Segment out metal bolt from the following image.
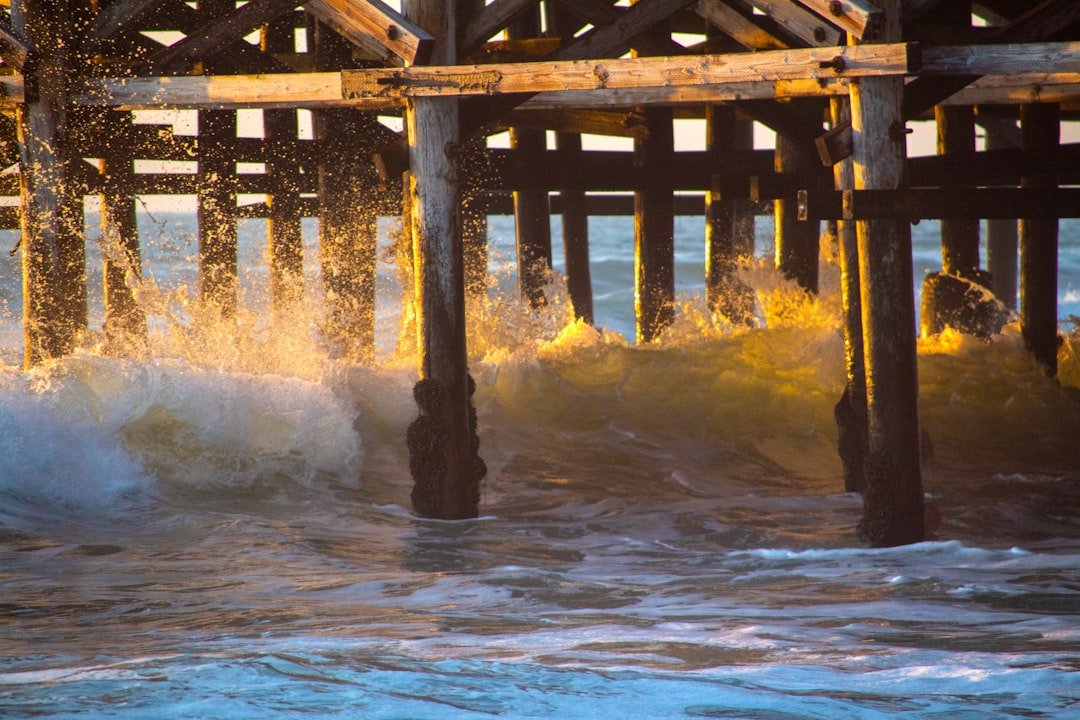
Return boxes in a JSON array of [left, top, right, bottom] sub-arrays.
[[813, 26, 827, 42], [828, 0, 843, 16], [387, 24, 401, 42], [818, 56, 846, 72]]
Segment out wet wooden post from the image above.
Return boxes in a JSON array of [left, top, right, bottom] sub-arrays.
[[935, 105, 979, 280], [733, 117, 756, 258], [263, 15, 304, 322], [404, 0, 483, 519], [849, 0, 923, 546], [548, 3, 591, 324], [705, 103, 751, 324], [1020, 102, 1060, 377], [635, 104, 675, 343], [509, 9, 552, 308], [313, 22, 378, 362], [197, 108, 238, 317], [831, 96, 867, 494], [15, 0, 87, 367], [458, 0, 488, 299], [197, 0, 239, 318], [632, 4, 674, 343], [774, 127, 821, 293], [555, 131, 594, 324], [982, 109, 1019, 310], [100, 109, 148, 355]]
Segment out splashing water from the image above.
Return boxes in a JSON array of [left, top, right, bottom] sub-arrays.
[[0, 213, 1077, 718]]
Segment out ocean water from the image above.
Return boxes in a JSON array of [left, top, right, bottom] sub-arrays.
[[0, 208, 1078, 719]]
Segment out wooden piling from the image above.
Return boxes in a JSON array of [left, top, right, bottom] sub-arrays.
[[458, 0, 488, 299], [849, 0, 923, 546], [982, 109, 1020, 310], [935, 105, 980, 279], [774, 122, 821, 293], [509, 10, 553, 308], [263, 16, 304, 322], [197, 107, 239, 318], [313, 23, 378, 362], [15, 0, 87, 367], [100, 109, 148, 355], [831, 96, 867, 495], [733, 117, 756, 259], [1020, 102, 1060, 377], [705, 104, 752, 324], [634, 105, 676, 344], [555, 131, 594, 325], [404, 0, 483, 519]]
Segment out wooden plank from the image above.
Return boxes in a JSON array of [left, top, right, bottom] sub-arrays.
[[519, 77, 848, 107], [459, 0, 540, 57], [798, 187, 1080, 220], [694, 0, 788, 50], [74, 72, 375, 110], [140, 0, 301, 75], [740, 0, 843, 46], [341, 43, 915, 99], [942, 73, 1080, 106], [796, 0, 883, 40], [921, 41, 1080, 76], [304, 0, 434, 66], [0, 19, 28, 70], [501, 108, 650, 139]]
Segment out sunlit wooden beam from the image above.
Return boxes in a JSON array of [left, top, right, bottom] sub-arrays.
[[303, 0, 434, 66]]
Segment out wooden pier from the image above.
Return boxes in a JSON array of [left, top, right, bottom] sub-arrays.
[[3, 0, 1078, 545]]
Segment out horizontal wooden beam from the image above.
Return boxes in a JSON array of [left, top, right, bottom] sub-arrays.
[[72, 72, 371, 110], [303, 0, 434, 66], [921, 40, 1080, 76], [341, 43, 916, 100], [798, 187, 1080, 220]]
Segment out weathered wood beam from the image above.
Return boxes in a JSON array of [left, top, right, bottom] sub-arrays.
[[139, 0, 300, 75], [459, 0, 540, 57], [797, 0, 883, 40], [694, 0, 789, 50], [500, 108, 649, 139], [799, 187, 1080, 220], [304, 0, 434, 66], [736, 0, 843, 46], [342, 43, 915, 99], [921, 41, 1080, 76]]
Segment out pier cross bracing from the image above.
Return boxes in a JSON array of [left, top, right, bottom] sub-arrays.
[[3, 0, 1078, 544]]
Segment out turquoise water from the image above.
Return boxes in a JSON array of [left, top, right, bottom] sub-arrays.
[[0, 210, 1078, 718]]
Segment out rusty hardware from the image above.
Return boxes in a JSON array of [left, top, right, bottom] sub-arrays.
[[818, 56, 846, 72], [828, 1, 844, 17]]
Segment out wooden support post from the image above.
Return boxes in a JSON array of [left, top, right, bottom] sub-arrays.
[[547, 1, 591, 323], [263, 16, 304, 323], [509, 9, 552, 308], [831, 96, 867, 495], [15, 0, 87, 367], [100, 109, 148, 355], [982, 109, 1019, 309], [458, 0, 489, 299], [774, 112, 822, 293], [733, 116, 756, 258], [849, 0, 923, 546], [1020, 102, 1059, 377], [555, 131, 594, 324], [404, 0, 483, 519], [197, 108, 239, 317], [313, 23, 378, 362], [935, 105, 980, 279], [633, 4, 675, 343], [634, 107, 675, 343], [705, 103, 751, 324]]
